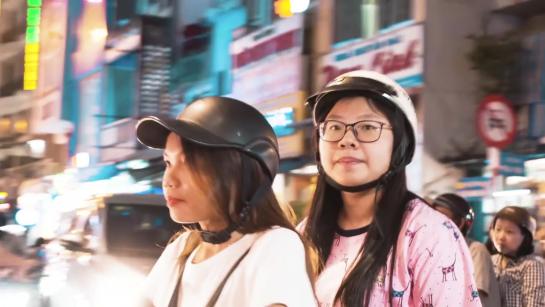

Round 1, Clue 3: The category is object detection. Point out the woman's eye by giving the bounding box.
[358,124,378,131]
[163,160,171,167]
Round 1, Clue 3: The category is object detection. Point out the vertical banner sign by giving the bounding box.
[24,0,42,90]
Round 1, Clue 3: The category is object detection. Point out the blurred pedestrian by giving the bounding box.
[431,193,500,307]
[136,96,316,307]
[536,227,545,258]
[0,229,40,282]
[0,244,39,282]
[302,70,481,306]
[489,206,545,307]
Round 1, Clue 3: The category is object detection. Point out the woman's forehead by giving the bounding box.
[164,133,184,153]
[326,97,388,121]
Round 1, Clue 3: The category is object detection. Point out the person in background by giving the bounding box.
[431,193,500,307]
[0,244,39,281]
[536,228,545,258]
[489,206,545,307]
[0,229,40,281]
[136,96,316,307]
[302,70,480,307]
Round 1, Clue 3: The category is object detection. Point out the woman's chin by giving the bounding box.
[170,214,195,224]
[328,172,377,186]
[495,245,515,256]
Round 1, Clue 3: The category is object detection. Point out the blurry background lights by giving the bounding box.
[492,189,531,197]
[290,0,310,13]
[90,28,108,41]
[27,139,46,157]
[74,152,90,168]
[0,203,10,211]
[274,0,309,18]
[15,208,39,226]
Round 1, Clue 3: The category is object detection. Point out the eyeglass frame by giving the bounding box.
[318,119,393,143]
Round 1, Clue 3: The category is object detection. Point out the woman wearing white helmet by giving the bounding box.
[302,70,481,306]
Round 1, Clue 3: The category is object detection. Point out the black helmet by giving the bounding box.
[493,206,536,238]
[136,96,279,181]
[433,193,474,221]
[432,193,474,235]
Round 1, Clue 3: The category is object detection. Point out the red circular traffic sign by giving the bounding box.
[476,95,516,149]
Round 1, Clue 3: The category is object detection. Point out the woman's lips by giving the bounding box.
[336,157,364,164]
[166,196,183,206]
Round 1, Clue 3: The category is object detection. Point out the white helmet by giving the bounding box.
[307,70,417,165]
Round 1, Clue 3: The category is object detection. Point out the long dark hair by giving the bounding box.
[303,94,416,306]
[178,138,317,278]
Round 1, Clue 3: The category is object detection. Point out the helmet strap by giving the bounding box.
[199,158,271,244]
[317,162,395,193]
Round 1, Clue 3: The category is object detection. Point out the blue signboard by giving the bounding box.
[500,152,526,177]
[265,107,296,137]
[455,176,493,200]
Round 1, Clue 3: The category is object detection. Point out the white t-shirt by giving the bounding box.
[143,227,317,307]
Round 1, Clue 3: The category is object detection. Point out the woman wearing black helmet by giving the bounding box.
[302,70,480,306]
[431,193,500,307]
[489,206,545,307]
[136,96,316,307]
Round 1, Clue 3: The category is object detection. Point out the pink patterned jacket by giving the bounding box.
[308,198,482,307]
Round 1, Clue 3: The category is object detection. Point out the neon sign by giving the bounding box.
[24,0,42,90]
[265,107,296,137]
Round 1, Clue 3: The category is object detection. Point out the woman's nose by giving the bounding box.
[163,169,179,189]
[339,126,358,148]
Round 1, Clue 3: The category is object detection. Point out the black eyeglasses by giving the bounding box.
[319,120,392,143]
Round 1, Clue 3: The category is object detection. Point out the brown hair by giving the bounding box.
[178,137,318,279]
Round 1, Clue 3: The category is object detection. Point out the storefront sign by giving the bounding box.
[265,107,296,137]
[230,15,304,105]
[455,177,493,200]
[256,91,306,159]
[476,95,517,149]
[500,152,525,177]
[318,23,424,89]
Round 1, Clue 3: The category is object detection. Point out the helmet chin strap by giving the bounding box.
[199,158,270,244]
[199,183,269,244]
[200,222,239,244]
